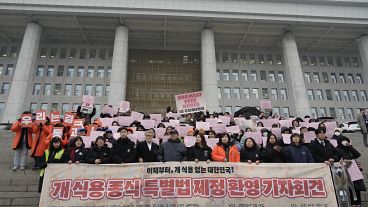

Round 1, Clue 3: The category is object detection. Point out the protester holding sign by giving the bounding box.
[110,128,137,163]
[87,136,111,164]
[188,134,212,162]
[136,129,160,162]
[68,137,88,164]
[77,104,96,124]
[10,111,37,171]
[309,129,341,165]
[211,133,240,162]
[281,133,314,163]
[31,119,51,170]
[45,123,69,148]
[240,137,262,164]
[38,137,69,193]
[335,136,365,206]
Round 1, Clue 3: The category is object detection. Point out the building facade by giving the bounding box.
[0,0,368,122]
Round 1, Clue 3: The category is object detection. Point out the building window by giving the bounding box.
[336,57,342,67]
[30,103,38,113]
[224,87,231,99]
[243,88,250,99]
[36,65,44,77]
[89,49,96,59]
[326,90,333,101]
[222,53,229,63]
[1,83,10,94]
[5,64,14,76]
[352,57,359,67]
[267,54,273,64]
[258,54,265,64]
[53,84,62,95]
[347,74,354,84]
[278,72,285,83]
[95,85,103,96]
[41,103,48,111]
[67,66,74,77]
[223,70,229,81]
[57,66,64,77]
[216,70,220,81]
[352,90,359,101]
[105,85,110,96]
[108,49,113,60]
[318,56,325,66]
[322,72,329,83]
[217,87,221,99]
[215,53,219,62]
[310,56,317,66]
[275,55,282,65]
[319,107,327,117]
[107,67,112,78]
[231,53,237,63]
[346,108,354,119]
[269,71,275,82]
[241,70,248,81]
[273,107,280,117]
[252,88,259,99]
[249,54,256,64]
[33,83,41,95]
[271,88,278,100]
[0,64,3,75]
[99,49,106,60]
[313,72,320,83]
[225,106,232,114]
[0,47,8,57]
[280,89,287,100]
[260,71,267,82]
[61,103,70,114]
[360,91,367,101]
[334,90,341,101]
[46,65,54,77]
[51,103,59,111]
[72,103,79,111]
[327,57,334,66]
[80,49,86,59]
[339,73,346,84]
[310,107,318,118]
[331,73,337,83]
[40,48,47,58]
[262,88,269,99]
[85,84,93,95]
[60,48,67,59]
[239,53,247,64]
[75,84,82,96]
[316,90,323,100]
[356,74,363,84]
[307,89,315,101]
[49,48,57,58]
[301,56,308,66]
[97,67,104,78]
[232,70,239,81]
[234,106,242,112]
[233,88,240,99]
[69,48,77,59]
[344,57,351,67]
[304,72,311,83]
[250,71,257,81]
[338,108,345,119]
[87,66,94,78]
[10,47,17,58]
[44,84,52,96]
[77,66,84,77]
[282,107,290,118]
[329,108,336,118]
[64,84,72,96]
[342,90,350,101]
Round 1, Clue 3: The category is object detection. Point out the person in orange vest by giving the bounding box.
[10,111,37,171]
[211,133,240,162]
[31,117,51,170]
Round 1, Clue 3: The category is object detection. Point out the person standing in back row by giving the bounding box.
[356,108,368,147]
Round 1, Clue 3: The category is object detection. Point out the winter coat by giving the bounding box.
[158,138,188,162]
[110,138,137,163]
[211,144,240,162]
[45,126,68,147]
[10,121,36,150]
[308,138,341,163]
[357,114,368,134]
[31,124,51,157]
[188,144,212,161]
[87,144,111,164]
[282,143,315,163]
[77,106,96,124]
[69,147,89,163]
[261,144,285,163]
[136,141,160,162]
[240,146,262,163]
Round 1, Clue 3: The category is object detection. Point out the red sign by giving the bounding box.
[63,112,75,126]
[21,114,33,128]
[35,110,47,124]
[50,111,61,125]
[72,119,84,128]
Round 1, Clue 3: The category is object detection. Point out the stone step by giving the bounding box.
[0,192,39,198]
[11,198,39,206]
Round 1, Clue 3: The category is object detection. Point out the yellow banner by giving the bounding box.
[40,162,337,207]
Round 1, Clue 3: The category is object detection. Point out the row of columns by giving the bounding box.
[2,22,368,122]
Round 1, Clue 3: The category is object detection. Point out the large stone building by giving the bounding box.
[0,0,368,123]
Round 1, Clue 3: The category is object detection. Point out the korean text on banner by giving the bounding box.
[21,114,33,128]
[40,163,337,207]
[34,110,46,124]
[175,91,206,114]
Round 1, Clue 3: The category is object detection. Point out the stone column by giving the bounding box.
[358,35,368,81]
[108,26,129,110]
[201,29,220,113]
[2,22,41,123]
[282,32,310,117]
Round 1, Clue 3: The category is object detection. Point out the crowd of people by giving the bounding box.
[8,105,366,206]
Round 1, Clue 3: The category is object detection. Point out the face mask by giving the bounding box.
[334,132,341,136]
[341,140,348,146]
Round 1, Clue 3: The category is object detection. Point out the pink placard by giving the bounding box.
[300,121,310,127]
[89,131,105,144]
[154,128,166,138]
[292,130,299,134]
[347,160,364,181]
[282,134,291,144]
[119,101,130,113]
[308,122,321,129]
[212,124,227,134]
[254,136,264,145]
[244,132,262,141]
[118,116,134,127]
[206,138,218,149]
[329,139,338,147]
[177,126,193,137]
[140,120,155,129]
[128,132,145,143]
[82,95,94,104]
[303,131,315,143]
[226,126,240,134]
[218,116,231,126]
[109,126,120,133]
[150,114,162,122]
[161,135,170,143]
[52,127,64,138]
[81,136,94,148]
[131,111,144,121]
[303,118,311,123]
[260,100,272,109]
[100,118,114,127]
[205,118,218,127]
[271,128,282,138]
[196,122,211,131]
[166,113,181,119]
[279,120,292,127]
[184,136,196,147]
[324,121,337,132]
[325,130,334,139]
